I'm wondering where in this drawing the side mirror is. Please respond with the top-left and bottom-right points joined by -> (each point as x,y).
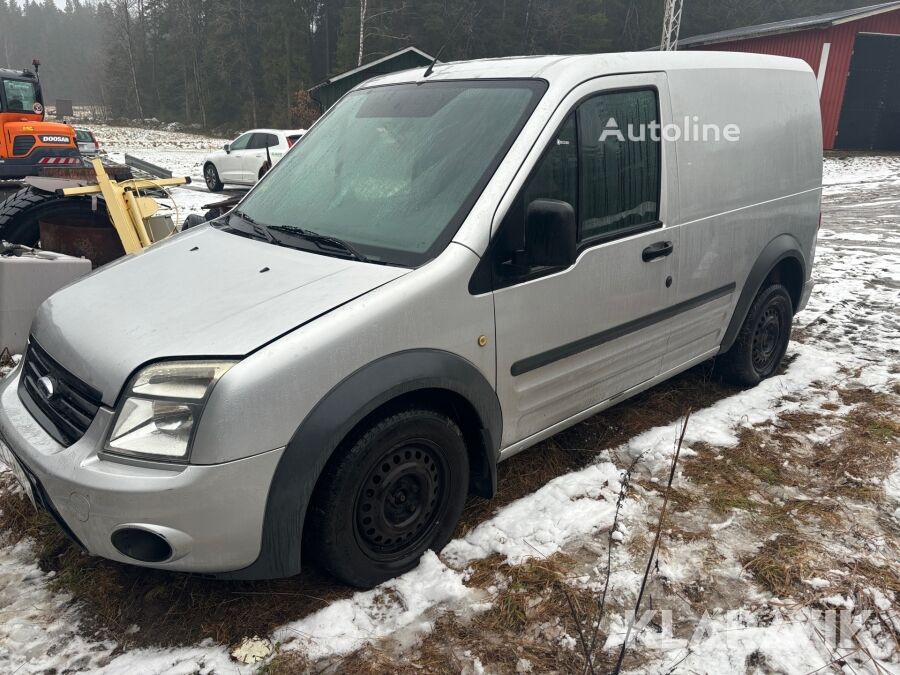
223,143 -> 231,153
525,199 -> 577,268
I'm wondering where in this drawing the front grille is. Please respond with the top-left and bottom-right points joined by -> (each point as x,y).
18,339 -> 102,447
12,134 -> 35,156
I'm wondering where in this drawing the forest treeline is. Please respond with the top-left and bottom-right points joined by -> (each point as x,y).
0,0 -> 871,131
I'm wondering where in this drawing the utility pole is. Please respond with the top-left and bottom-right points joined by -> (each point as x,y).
660,0 -> 684,51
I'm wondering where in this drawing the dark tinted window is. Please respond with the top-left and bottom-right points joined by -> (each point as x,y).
495,114 -> 577,260
249,133 -> 278,149
523,114 -> 577,209
478,89 -> 662,292
577,90 -> 660,240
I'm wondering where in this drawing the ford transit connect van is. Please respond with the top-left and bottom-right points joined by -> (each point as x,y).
0,53 -> 821,587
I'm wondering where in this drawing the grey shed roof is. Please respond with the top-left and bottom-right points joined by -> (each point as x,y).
309,46 -> 435,92
678,1 -> 900,47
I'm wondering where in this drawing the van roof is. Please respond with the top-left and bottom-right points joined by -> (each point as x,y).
358,51 -> 812,91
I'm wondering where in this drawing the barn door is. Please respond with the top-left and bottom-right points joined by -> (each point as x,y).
835,33 -> 900,151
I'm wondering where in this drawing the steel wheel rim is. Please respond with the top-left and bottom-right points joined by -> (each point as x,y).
354,439 -> 448,561
751,305 -> 782,373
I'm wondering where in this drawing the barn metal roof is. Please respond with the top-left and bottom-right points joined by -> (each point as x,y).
678,1 -> 900,47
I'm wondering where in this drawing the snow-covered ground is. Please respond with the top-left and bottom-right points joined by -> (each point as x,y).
0,147 -> 898,673
90,124 -> 227,182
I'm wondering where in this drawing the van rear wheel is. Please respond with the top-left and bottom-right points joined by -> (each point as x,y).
306,409 -> 469,588
718,283 -> 793,387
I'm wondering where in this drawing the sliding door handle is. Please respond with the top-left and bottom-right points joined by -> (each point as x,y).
642,241 -> 674,262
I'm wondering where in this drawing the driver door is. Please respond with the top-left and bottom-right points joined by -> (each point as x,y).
490,73 -> 681,448
219,132 -> 252,182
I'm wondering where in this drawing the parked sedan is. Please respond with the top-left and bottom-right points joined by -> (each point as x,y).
203,128 -> 305,192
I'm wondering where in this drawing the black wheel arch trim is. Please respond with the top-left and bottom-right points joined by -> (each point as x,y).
720,233 -> 806,354
218,349 -> 501,580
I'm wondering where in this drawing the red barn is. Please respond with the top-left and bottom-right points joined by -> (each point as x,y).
679,1 -> 900,150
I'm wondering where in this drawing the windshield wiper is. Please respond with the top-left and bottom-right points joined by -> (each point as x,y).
231,210 -> 280,245
268,225 -> 370,263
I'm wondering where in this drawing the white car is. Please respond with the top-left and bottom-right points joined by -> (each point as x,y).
203,128 -> 305,192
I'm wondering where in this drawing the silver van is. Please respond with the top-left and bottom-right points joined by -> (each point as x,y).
0,53 -> 822,587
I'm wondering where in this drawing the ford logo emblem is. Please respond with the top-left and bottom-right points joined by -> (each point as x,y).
37,375 -> 57,400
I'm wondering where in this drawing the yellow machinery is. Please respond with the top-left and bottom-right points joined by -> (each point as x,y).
57,159 -> 189,254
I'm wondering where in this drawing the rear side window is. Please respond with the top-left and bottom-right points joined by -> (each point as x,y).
248,133 -> 279,149
75,130 -> 92,142
578,90 -> 661,240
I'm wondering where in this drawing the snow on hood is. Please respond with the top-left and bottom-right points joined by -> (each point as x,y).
31,226 -> 408,405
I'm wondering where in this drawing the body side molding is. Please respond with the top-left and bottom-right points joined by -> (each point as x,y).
511,283 -> 736,376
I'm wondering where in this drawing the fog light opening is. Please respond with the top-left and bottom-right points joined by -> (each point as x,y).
111,527 -> 172,563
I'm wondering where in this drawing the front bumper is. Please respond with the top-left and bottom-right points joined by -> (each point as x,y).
0,365 -> 284,574
0,147 -> 82,178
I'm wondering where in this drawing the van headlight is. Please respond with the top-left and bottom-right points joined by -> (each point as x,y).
105,361 -> 236,462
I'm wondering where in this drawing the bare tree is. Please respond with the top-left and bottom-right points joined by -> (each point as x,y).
358,0 -> 368,65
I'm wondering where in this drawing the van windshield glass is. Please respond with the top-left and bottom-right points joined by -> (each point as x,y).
237,80 -> 546,266
2,79 -> 38,113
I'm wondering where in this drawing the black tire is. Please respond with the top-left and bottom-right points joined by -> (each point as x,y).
306,409 -> 470,588
0,187 -> 104,246
204,162 -> 223,192
717,283 -> 794,387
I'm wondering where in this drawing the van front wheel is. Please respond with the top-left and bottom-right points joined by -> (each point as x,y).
307,409 -> 469,588
718,283 -> 793,387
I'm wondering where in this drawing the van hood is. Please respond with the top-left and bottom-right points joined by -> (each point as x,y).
31,226 -> 409,405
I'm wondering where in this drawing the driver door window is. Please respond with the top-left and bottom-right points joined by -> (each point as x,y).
230,133 -> 252,151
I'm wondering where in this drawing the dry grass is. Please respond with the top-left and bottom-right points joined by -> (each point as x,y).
813,389 -> 900,493
744,533 -> 817,597
681,428 -> 790,514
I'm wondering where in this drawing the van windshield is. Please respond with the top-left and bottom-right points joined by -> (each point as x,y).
237,80 -> 546,266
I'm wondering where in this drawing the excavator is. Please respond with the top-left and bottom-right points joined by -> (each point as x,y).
0,59 -> 80,179
0,59 -> 191,267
